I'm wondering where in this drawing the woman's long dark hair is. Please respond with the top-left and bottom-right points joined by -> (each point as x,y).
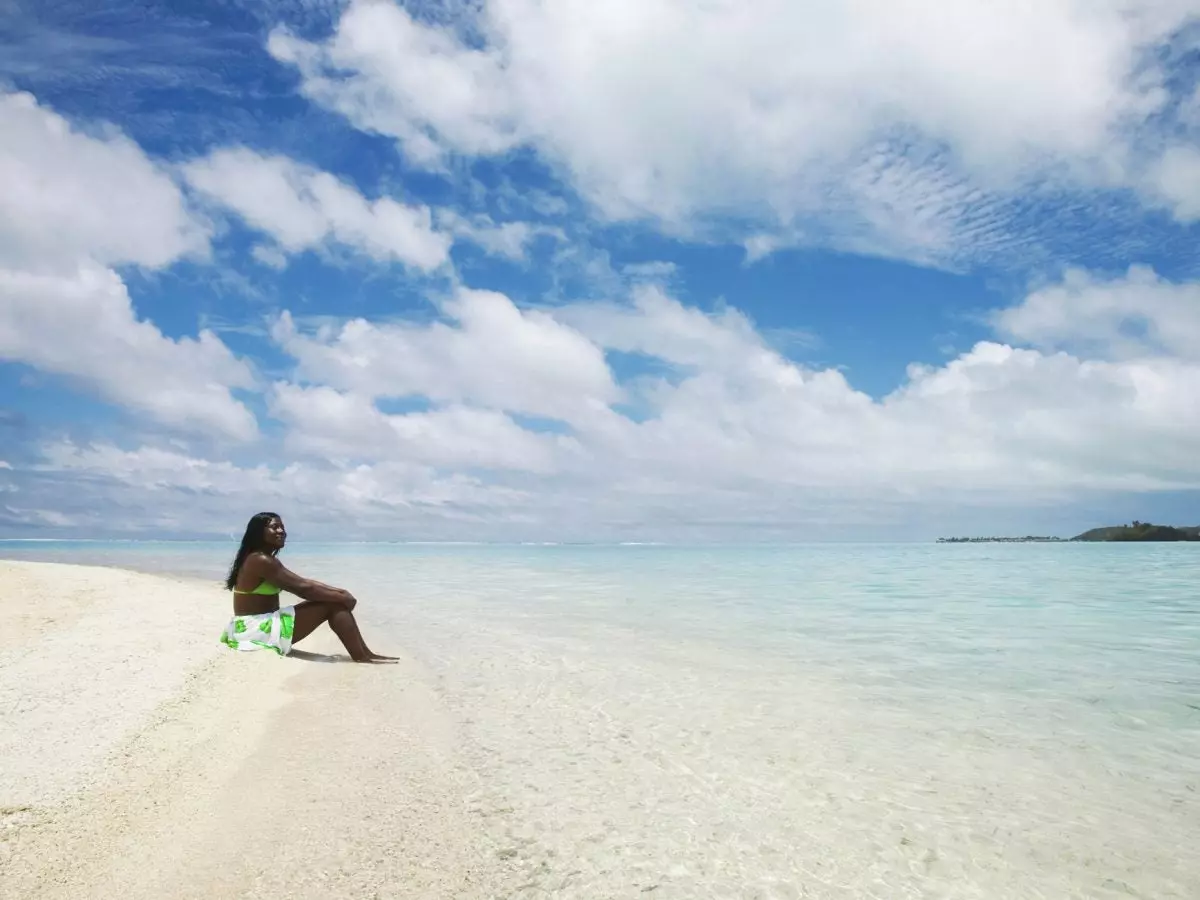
225,511 -> 280,591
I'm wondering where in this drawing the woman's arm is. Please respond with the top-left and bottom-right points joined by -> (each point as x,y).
250,555 -> 356,607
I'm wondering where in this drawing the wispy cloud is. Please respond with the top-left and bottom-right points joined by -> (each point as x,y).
268,0 -> 1200,270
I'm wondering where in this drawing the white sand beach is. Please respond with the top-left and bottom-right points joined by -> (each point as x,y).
0,561 -> 511,899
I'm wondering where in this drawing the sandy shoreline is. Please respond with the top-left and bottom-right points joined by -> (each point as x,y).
0,561 -> 512,899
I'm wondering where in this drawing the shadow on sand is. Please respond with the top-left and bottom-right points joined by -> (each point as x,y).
287,649 -> 400,664
287,649 -> 351,664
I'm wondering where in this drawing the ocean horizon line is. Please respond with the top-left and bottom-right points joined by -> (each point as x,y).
0,536 -> 1174,548
0,536 -> 1007,548
0,537 -> 933,546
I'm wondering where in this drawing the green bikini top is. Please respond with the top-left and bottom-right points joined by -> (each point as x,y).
232,580 -> 282,596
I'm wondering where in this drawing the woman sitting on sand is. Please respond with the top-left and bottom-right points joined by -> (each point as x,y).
220,512 -> 395,663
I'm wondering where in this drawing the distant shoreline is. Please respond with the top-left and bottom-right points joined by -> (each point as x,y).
938,522 -> 1200,543
936,536 -> 1065,544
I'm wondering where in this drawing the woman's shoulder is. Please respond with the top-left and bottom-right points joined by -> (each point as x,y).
242,551 -> 276,573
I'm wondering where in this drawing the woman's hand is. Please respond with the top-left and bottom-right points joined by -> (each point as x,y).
306,578 -> 356,609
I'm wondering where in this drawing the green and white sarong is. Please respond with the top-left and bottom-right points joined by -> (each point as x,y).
219,606 -> 296,656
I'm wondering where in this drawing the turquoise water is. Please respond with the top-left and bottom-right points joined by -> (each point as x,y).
5,540 -> 1199,897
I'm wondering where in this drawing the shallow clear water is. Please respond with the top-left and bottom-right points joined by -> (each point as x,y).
6,540 -> 1199,898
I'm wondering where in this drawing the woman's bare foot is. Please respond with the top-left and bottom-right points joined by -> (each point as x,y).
349,651 -> 398,664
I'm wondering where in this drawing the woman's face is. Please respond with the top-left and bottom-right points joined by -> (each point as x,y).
263,516 -> 287,551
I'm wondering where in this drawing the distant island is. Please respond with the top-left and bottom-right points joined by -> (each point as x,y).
1072,521 -> 1200,542
938,521 -> 1200,543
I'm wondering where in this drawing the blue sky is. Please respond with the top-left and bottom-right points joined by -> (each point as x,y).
1,0 -> 1199,541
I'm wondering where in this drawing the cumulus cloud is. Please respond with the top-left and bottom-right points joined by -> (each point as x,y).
0,91 -> 258,441
183,147 -> 550,269
39,441 -> 268,494
9,243 -> 1200,540
0,265 -> 258,441
267,0 -> 1200,263
558,285 -> 801,383
269,382 -> 571,472
1144,145 -> 1200,223
433,209 -> 549,261
8,270 -> 1198,541
65,268 -> 1161,538
272,285 -> 621,424
1180,85 -> 1200,130
0,89 -> 209,272
183,147 -> 452,271
994,265 -> 1200,361
23,440 -> 534,537
885,344 -> 1200,493
583,272 -> 1189,499
267,4 -> 519,166
532,321 -> 1199,505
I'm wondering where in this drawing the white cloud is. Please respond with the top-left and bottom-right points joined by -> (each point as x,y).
1144,144 -> 1200,223
272,285 -> 621,425
0,264 -> 258,441
269,382 -> 570,472
558,284 -> 798,384
9,254 -> 1200,539
622,261 -> 677,279
433,209 -> 547,261
267,5 -> 519,166
0,90 -> 209,272
743,235 -> 784,265
2,505 -> 76,529
183,147 -> 452,271
17,302 -> 1200,540
29,440 -> 534,537
994,265 -> 1200,361
251,243 -> 289,270
185,269 -> 1200,537
268,0 -> 1199,261
885,343 -> 1200,493
1181,86 -> 1200,129
0,91 -> 260,442
39,441 -> 268,493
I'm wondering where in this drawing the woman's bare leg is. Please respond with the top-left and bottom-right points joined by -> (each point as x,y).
290,601 -> 378,662
329,597 -> 398,660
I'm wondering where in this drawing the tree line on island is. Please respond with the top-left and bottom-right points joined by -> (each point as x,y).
937,522 -> 1200,543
